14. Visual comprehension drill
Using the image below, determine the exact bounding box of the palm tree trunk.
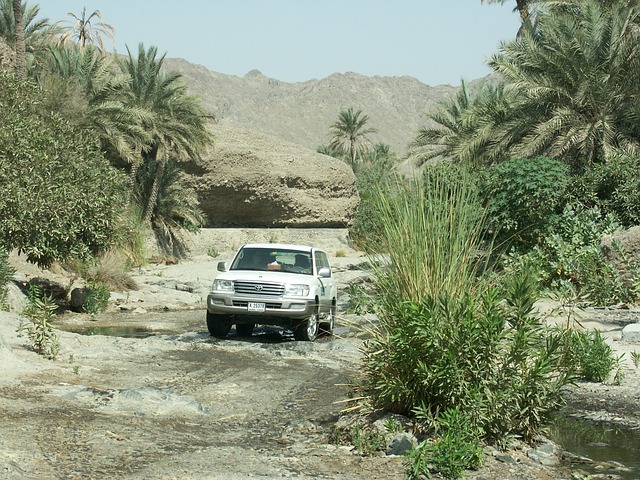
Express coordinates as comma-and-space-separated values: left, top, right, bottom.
143, 157, 165, 223
13, 0, 26, 78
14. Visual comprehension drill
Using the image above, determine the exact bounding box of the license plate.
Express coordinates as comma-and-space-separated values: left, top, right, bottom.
247, 302, 265, 312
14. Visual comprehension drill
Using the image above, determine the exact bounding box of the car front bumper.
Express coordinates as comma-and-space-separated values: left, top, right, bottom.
207, 293, 317, 320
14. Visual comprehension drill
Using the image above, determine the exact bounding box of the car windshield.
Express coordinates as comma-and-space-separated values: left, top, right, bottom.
230, 248, 313, 275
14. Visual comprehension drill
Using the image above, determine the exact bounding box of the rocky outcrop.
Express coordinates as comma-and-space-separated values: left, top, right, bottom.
601, 225, 640, 281
183, 124, 359, 228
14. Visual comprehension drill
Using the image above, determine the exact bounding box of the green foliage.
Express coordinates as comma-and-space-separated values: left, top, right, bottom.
350, 423, 387, 456
345, 283, 374, 315
0, 71, 128, 268
502, 203, 635, 305
327, 107, 378, 173
83, 283, 110, 314
631, 351, 640, 369
134, 157, 205, 258
411, 407, 484, 480
481, 157, 570, 250
0, 249, 15, 310
487, 1, 640, 168
550, 327, 620, 383
360, 265, 575, 478
410, 79, 508, 165
370, 163, 486, 306
570, 153, 640, 227
18, 284, 60, 360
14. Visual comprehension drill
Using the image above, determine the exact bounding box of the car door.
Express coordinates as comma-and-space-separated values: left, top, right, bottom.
313, 250, 335, 311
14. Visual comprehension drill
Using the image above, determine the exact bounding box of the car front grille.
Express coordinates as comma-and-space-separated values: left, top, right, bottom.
234, 280, 285, 297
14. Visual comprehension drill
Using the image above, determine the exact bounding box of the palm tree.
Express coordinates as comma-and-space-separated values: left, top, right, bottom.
488, 0, 640, 169
134, 157, 205, 257
481, 0, 542, 35
41, 44, 150, 170
12, 0, 24, 77
121, 43, 212, 223
410, 79, 510, 165
328, 107, 377, 172
0, 0, 54, 74
57, 7, 115, 53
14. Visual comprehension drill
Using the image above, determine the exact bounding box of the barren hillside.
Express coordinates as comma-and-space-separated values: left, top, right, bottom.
164, 57, 481, 157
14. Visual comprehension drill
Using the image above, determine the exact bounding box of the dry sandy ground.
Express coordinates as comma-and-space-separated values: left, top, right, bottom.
1, 229, 640, 479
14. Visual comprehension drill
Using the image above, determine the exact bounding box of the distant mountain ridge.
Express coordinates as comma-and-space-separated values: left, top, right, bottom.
164, 57, 473, 157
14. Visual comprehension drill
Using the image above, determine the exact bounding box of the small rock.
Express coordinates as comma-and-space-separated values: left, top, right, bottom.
622, 323, 640, 343
386, 432, 418, 456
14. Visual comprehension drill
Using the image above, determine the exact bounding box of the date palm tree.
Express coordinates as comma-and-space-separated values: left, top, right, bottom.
121, 43, 212, 224
41, 44, 150, 170
410, 80, 509, 165
328, 107, 377, 173
488, 0, 640, 169
57, 7, 114, 53
481, 0, 542, 35
12, 0, 24, 77
0, 0, 53, 75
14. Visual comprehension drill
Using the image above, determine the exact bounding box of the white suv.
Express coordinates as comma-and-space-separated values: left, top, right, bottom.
206, 243, 337, 341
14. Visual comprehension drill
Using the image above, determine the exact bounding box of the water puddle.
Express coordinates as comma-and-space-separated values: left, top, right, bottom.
548, 414, 640, 479
65, 325, 157, 338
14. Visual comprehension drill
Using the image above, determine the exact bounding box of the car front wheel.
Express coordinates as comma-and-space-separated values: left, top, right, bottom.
320, 300, 336, 336
207, 312, 232, 338
294, 308, 319, 342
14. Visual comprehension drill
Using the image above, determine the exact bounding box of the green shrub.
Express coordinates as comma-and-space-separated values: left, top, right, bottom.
410, 407, 484, 480
571, 153, 640, 227
0, 72, 128, 268
0, 249, 15, 310
502, 203, 633, 305
370, 164, 487, 307
550, 327, 620, 383
83, 283, 111, 315
18, 284, 60, 360
481, 156, 570, 250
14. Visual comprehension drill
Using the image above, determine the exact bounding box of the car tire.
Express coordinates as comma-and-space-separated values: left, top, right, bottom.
235, 323, 254, 337
320, 300, 336, 336
206, 312, 232, 338
294, 308, 319, 342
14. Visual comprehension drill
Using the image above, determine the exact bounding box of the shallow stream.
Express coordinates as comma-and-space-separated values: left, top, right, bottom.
548, 414, 640, 479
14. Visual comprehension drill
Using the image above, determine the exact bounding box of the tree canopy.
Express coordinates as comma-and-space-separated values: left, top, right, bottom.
0, 71, 127, 267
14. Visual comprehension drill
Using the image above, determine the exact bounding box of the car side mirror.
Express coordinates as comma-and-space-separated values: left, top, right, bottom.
318, 267, 331, 278
217, 261, 227, 272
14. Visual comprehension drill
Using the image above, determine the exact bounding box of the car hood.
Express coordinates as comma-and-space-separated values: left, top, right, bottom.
215, 271, 314, 283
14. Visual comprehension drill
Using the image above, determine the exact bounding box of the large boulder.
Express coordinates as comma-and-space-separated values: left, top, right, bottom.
183, 124, 359, 228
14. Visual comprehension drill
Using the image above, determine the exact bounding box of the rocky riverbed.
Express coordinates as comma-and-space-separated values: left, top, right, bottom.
2, 230, 640, 479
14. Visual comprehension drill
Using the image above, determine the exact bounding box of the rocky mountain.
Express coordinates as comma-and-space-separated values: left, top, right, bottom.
164, 58, 466, 157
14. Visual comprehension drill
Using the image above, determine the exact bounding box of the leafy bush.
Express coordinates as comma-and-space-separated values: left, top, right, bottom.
410, 407, 484, 480
571, 153, 640, 227
0, 249, 15, 310
550, 327, 620, 383
0, 72, 128, 268
481, 156, 570, 250
502, 203, 633, 305
18, 284, 60, 360
83, 283, 111, 315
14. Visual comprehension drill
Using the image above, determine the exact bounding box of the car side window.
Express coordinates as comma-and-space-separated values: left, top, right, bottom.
315, 251, 331, 276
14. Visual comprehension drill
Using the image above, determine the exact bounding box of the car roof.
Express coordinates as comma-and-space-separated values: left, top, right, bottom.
239, 243, 317, 253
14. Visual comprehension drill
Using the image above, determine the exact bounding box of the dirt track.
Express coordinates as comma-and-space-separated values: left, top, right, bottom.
0, 310, 411, 480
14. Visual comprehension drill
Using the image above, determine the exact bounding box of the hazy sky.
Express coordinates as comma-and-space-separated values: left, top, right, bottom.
36, 1, 521, 86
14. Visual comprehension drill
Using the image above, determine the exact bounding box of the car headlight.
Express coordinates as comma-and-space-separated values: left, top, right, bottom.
212, 279, 234, 292
285, 284, 310, 297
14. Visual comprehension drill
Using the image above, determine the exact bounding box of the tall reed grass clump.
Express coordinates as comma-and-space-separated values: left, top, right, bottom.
358, 165, 575, 478
368, 165, 485, 306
